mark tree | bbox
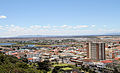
[113,67,119,73]
[37,60,51,72]
[0,53,41,73]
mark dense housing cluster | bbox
[0,36,120,73]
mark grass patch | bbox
[52,63,71,67]
[61,67,73,71]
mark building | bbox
[86,42,106,60]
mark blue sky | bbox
[0,0,120,37]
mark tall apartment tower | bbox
[86,42,106,60]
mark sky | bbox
[0,0,120,37]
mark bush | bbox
[0,53,41,73]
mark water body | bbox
[0,43,16,46]
[117,55,120,57]
[51,45,67,47]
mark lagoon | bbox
[0,43,16,46]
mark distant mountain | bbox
[17,35,100,38]
[17,35,76,38]
[18,35,55,38]
[1,33,120,39]
[104,32,120,36]
[18,34,120,38]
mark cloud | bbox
[73,25,89,29]
[30,25,41,29]
[91,25,96,27]
[43,25,51,29]
[103,25,107,27]
[61,25,68,28]
[0,26,3,29]
[0,15,7,19]
[0,24,118,37]
[61,25,89,29]
[61,25,72,29]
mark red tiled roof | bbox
[0,50,3,51]
[28,58,33,60]
[16,56,20,59]
[11,52,18,55]
[5,51,9,53]
[114,57,120,60]
[100,60,113,63]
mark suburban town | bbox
[0,36,120,73]
[0,0,120,73]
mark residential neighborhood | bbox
[0,36,120,73]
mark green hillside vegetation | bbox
[0,53,43,73]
